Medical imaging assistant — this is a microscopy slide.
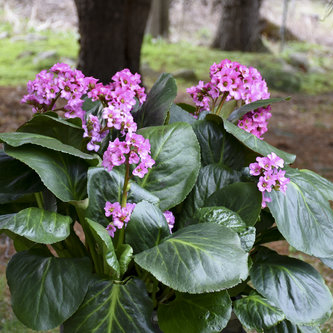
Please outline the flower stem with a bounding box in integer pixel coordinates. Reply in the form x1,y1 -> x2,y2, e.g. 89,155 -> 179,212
34,192 -> 44,209
215,92 -> 229,115
117,156 -> 131,250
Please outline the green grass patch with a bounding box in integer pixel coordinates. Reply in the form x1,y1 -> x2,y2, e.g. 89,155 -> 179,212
0,30 -> 78,86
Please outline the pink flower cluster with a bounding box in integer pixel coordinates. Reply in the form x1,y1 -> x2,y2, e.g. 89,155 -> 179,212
21,63 -> 95,120
249,152 -> 290,208
187,59 -> 272,138
102,133 -> 155,178
163,210 -> 175,233
22,64 -> 148,153
238,106 -> 272,140
104,201 -> 136,237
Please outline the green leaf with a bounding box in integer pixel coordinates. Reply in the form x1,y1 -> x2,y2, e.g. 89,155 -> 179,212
233,292 -> 285,331
0,132 -> 96,161
158,291 -> 232,333
206,182 -> 262,226
125,201 -> 170,254
192,119 -> 249,168
0,207 -> 72,244
5,145 -> 89,202
135,223 -> 248,293
168,104 -> 196,125
86,168 -> 160,226
85,218 -> 120,277
6,251 -> 92,330
17,112 -> 84,149
267,168 -> 333,257
250,247 -> 333,326
180,164 -> 242,226
194,206 -> 256,251
0,151 -> 43,204
138,122 -> 200,210
264,320 -> 299,333
135,73 -> 177,128
264,321 -> 320,333
223,120 -> 296,164
64,278 -> 155,333
176,103 -> 196,114
228,97 -> 289,123
116,244 -> 133,277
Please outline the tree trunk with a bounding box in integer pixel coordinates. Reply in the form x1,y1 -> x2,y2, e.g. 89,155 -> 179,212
146,0 -> 170,39
212,0 -> 267,52
74,0 -> 152,84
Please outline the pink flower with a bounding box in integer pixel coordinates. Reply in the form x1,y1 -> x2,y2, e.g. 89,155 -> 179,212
163,211 -> 175,233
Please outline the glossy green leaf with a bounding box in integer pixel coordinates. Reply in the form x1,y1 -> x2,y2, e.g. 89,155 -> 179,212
220,100 -> 238,120
267,168 -> 333,257
168,104 -> 196,125
223,120 -> 296,164
125,201 -> 170,254
194,206 -> 255,251
64,278 -> 155,333
86,168 -> 160,226
250,247 -> 333,326
6,251 -> 92,330
17,112 -> 84,149
158,291 -> 232,333
264,320 -> 299,333
135,73 -> 177,128
206,182 -> 262,226
116,244 -> 133,277
228,97 -> 289,123
5,145 -> 89,202
0,207 -> 72,244
233,292 -> 285,331
192,119 -> 249,168
138,122 -> 200,210
85,218 -> 119,277
0,132 -> 96,160
180,164 -> 242,226
0,151 -> 43,204
135,223 -> 248,293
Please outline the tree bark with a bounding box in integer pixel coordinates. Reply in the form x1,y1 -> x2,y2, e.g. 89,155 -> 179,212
212,0 -> 266,52
146,0 -> 170,39
74,0 -> 152,84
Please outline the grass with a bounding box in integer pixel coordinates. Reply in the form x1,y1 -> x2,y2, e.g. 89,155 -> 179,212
0,21 -> 332,95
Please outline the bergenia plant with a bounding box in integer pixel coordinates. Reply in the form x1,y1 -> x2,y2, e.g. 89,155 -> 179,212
1,60 -> 333,333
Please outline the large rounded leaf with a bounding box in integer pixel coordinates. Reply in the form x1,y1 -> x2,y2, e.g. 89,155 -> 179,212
0,151 -> 43,204
180,164 -> 242,226
194,206 -> 256,252
125,201 -> 170,254
233,292 -> 285,331
17,112 -> 85,149
168,104 -> 196,125
158,291 -> 232,333
250,247 -> 333,326
206,182 -> 262,226
5,144 -> 89,202
192,119 -> 249,169
138,122 -> 200,210
0,132 -> 95,160
267,168 -> 333,257
0,207 -> 72,244
64,278 -> 155,333
223,120 -> 296,164
135,73 -> 177,128
6,251 -> 92,330
86,168 -> 160,226
134,223 -> 249,293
